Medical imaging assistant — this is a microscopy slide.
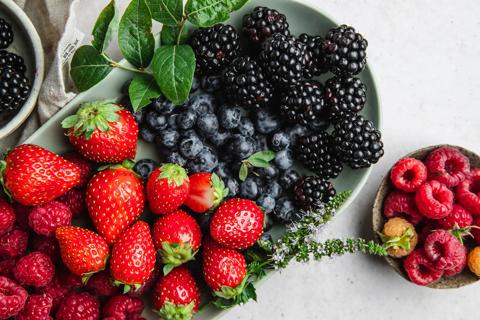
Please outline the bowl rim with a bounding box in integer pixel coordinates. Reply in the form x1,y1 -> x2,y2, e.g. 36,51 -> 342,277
0,0 -> 45,139
372,144 -> 480,289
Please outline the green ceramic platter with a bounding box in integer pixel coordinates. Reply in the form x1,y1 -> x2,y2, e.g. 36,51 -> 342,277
24,0 -> 381,318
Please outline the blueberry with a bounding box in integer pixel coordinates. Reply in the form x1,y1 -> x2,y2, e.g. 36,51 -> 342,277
270,131 -> 291,151
132,108 -> 145,125
146,111 -> 168,131
186,146 -> 218,172
254,109 -> 281,134
219,105 -> 242,130
191,77 -> 200,93
201,74 -> 222,92
264,213 -> 274,231
254,134 -> 269,151
187,94 -> 216,114
179,134 -> 203,159
256,165 -> 279,180
196,113 -> 219,135
273,197 -> 296,223
227,134 -> 255,159
279,169 -> 300,190
237,117 -> 255,136
229,161 -> 241,175
225,178 -> 239,198
121,79 -> 132,95
133,159 -> 157,180
263,180 -> 282,199
166,152 -> 187,166
214,162 -> 231,179
207,130 -> 230,147
167,113 -> 179,130
140,126 -> 155,143
275,149 -> 294,170
151,96 -> 176,114
195,213 -> 212,234
240,177 -> 259,200
177,110 -> 197,130
257,195 -> 275,213
287,125 -> 309,144
157,129 -> 180,148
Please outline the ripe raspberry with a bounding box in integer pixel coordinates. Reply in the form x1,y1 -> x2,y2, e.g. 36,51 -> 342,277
403,249 -> 443,286
0,197 -> 15,237
471,216 -> 480,244
29,200 -> 72,237
37,275 -> 70,311
415,180 -> 453,219
64,152 -> 94,188
383,191 -> 423,225
16,294 -> 53,320
86,270 -> 119,296
56,268 -> 83,290
437,204 -> 473,230
390,158 -> 427,192
56,292 -> 100,320
424,229 -> 466,270
468,246 -> 480,276
31,234 -> 60,262
0,276 -> 28,319
12,203 -> 31,231
0,259 -> 15,278
425,147 -> 470,188
444,246 -> 467,277
102,295 -> 145,320
57,188 -> 86,218
14,252 -> 55,287
456,168 -> 480,215
0,227 -> 28,258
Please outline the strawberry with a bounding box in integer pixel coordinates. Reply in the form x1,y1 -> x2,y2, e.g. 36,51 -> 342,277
86,162 -> 144,245
0,144 -> 80,206
210,198 -> 264,249
61,101 -> 138,163
185,173 -> 228,213
152,210 -> 202,275
55,226 -> 109,281
110,221 -> 156,292
202,237 -> 254,304
153,266 -> 200,320
146,164 -> 190,215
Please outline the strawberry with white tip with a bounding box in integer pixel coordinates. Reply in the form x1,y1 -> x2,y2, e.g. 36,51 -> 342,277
185,173 -> 229,213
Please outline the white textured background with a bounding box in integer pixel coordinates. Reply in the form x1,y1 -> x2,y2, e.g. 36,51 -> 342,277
74,1 -> 480,319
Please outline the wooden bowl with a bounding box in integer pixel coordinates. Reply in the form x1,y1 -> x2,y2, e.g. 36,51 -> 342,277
372,144 -> 480,289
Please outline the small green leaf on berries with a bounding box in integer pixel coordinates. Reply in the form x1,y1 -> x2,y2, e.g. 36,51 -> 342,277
239,163 -> 248,181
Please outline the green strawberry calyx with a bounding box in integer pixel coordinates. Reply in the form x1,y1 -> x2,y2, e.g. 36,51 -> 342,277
159,163 -> 188,187
211,173 -> 229,209
160,242 -> 197,275
98,159 -> 136,172
0,160 -> 11,199
155,301 -> 196,320
61,100 -> 121,140
113,279 -> 143,294
212,275 -> 257,309
378,227 -> 414,251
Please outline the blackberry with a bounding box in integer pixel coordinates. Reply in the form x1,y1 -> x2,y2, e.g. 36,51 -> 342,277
0,66 -> 30,113
0,50 -> 26,73
190,24 -> 240,75
325,76 -> 366,120
279,80 -> 328,127
322,25 -> 368,76
258,34 -> 309,88
332,114 -> 384,169
294,176 -> 336,209
242,6 -> 290,44
0,19 -> 13,49
294,131 -> 343,180
223,56 -> 273,109
298,33 -> 328,78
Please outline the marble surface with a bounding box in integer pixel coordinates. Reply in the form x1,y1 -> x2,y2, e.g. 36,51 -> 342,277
75,1 -> 480,319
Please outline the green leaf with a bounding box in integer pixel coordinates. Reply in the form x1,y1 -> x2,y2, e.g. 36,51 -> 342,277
152,45 -> 195,105
248,158 -> 269,168
118,0 -> 155,68
91,0 -> 118,52
185,0 -> 248,27
249,150 -> 275,162
70,45 -> 113,92
146,0 -> 183,25
128,75 -> 162,111
239,163 -> 248,181
160,24 -> 191,45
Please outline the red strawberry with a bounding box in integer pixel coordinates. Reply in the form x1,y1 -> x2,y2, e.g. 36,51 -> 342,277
153,266 -> 200,320
86,163 -> 144,244
185,173 -> 228,213
110,221 -> 156,292
210,198 -> 264,249
62,101 -> 138,163
146,164 -> 190,215
0,144 -> 80,206
152,210 -> 202,275
0,197 -> 15,237
202,238 -> 251,301
56,226 -> 109,280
